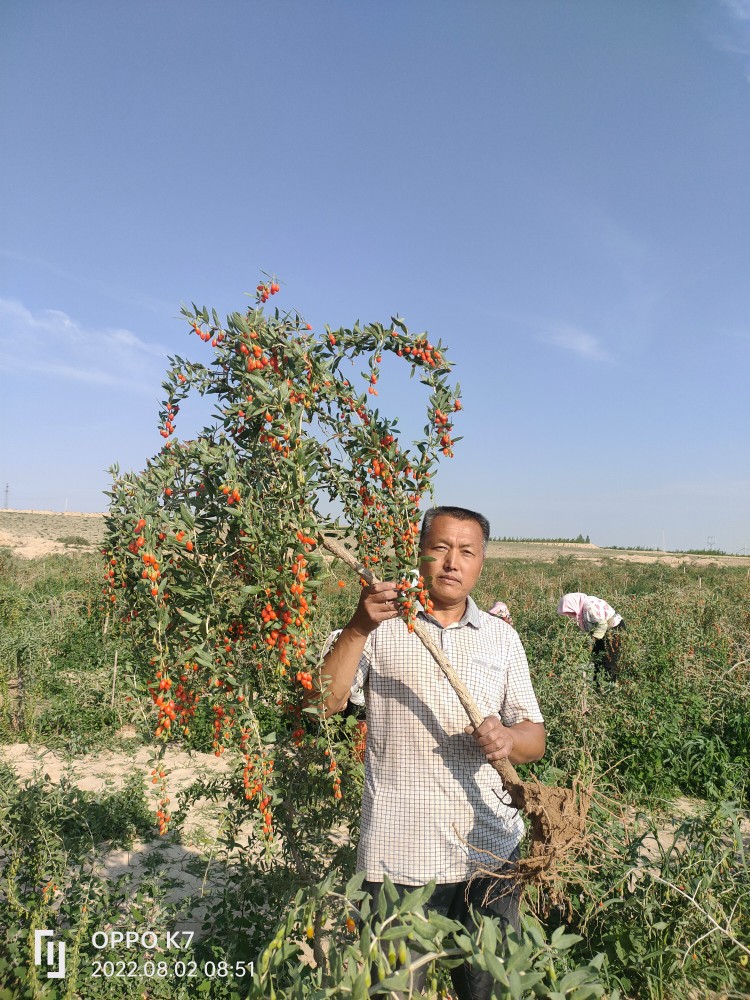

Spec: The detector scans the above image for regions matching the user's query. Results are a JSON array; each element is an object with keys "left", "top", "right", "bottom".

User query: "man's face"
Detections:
[{"left": 419, "top": 515, "right": 485, "bottom": 610}]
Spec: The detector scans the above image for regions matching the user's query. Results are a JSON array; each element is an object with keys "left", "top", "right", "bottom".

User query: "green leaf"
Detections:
[
  {"left": 359, "top": 923, "right": 371, "bottom": 954},
  {"left": 423, "top": 912, "right": 461, "bottom": 933},
  {"left": 483, "top": 950, "right": 508, "bottom": 984},
  {"left": 194, "top": 647, "right": 214, "bottom": 668},
  {"left": 559, "top": 968, "right": 599, "bottom": 991},
  {"left": 379, "top": 926, "right": 412, "bottom": 941},
  {"left": 396, "top": 884, "right": 434, "bottom": 913},
  {"left": 570, "top": 987, "right": 606, "bottom": 1000},
  {"left": 177, "top": 608, "right": 203, "bottom": 625},
  {"left": 521, "top": 919, "right": 546, "bottom": 948},
  {"left": 377, "top": 970, "right": 409, "bottom": 991},
  {"left": 550, "top": 926, "right": 583, "bottom": 950},
  {"left": 481, "top": 917, "right": 497, "bottom": 955},
  {"left": 504, "top": 942, "right": 534, "bottom": 973},
  {"left": 344, "top": 870, "right": 367, "bottom": 897},
  {"left": 508, "top": 969, "right": 527, "bottom": 998},
  {"left": 406, "top": 931, "right": 435, "bottom": 953},
  {"left": 382, "top": 877, "right": 400, "bottom": 906}
]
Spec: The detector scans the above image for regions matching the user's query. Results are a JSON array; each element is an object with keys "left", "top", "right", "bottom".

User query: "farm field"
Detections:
[
  {"left": 0, "top": 540, "right": 748, "bottom": 998},
  {"left": 2, "top": 508, "right": 749, "bottom": 568}
]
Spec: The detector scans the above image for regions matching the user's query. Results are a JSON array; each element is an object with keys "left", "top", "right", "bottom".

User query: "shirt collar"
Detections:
[{"left": 419, "top": 595, "right": 483, "bottom": 630}]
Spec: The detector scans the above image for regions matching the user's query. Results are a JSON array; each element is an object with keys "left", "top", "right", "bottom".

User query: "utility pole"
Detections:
[{"left": 3, "top": 483, "right": 8, "bottom": 509}]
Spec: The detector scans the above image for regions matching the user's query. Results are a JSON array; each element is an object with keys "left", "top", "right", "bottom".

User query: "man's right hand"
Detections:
[{"left": 348, "top": 581, "right": 401, "bottom": 637}]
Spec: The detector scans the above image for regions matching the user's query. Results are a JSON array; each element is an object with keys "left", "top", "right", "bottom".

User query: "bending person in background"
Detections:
[
  {"left": 557, "top": 592, "right": 626, "bottom": 684},
  {"left": 488, "top": 600, "right": 514, "bottom": 627}
]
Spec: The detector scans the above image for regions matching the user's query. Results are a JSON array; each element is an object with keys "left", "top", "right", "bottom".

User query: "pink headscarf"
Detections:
[
  {"left": 488, "top": 600, "right": 514, "bottom": 626},
  {"left": 557, "top": 592, "right": 586, "bottom": 626}
]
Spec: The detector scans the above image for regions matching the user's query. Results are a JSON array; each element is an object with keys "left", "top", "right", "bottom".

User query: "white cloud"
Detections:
[
  {"left": 0, "top": 297, "right": 169, "bottom": 390},
  {"left": 722, "top": 0, "right": 750, "bottom": 21},
  {"left": 539, "top": 324, "right": 611, "bottom": 361},
  {"left": 0, "top": 247, "right": 175, "bottom": 315},
  {"left": 708, "top": 1, "right": 750, "bottom": 64}
]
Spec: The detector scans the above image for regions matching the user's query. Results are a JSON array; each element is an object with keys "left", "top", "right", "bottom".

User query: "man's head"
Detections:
[
  {"left": 419, "top": 506, "right": 490, "bottom": 553},
  {"left": 418, "top": 506, "right": 490, "bottom": 612}
]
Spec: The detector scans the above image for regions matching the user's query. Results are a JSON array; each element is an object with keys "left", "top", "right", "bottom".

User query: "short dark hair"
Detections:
[{"left": 419, "top": 506, "right": 490, "bottom": 553}]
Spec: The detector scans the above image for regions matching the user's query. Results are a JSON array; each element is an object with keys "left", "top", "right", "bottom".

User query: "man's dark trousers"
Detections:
[{"left": 363, "top": 851, "right": 521, "bottom": 1000}]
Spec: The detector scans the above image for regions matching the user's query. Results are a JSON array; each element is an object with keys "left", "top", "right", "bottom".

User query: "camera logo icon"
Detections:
[{"left": 34, "top": 929, "right": 66, "bottom": 979}]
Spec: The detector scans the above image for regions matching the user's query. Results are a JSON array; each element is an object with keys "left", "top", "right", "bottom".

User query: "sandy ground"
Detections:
[
  {"left": 0, "top": 509, "right": 105, "bottom": 558},
  {"left": 2, "top": 509, "right": 748, "bottom": 567},
  {"left": 0, "top": 740, "right": 264, "bottom": 937}
]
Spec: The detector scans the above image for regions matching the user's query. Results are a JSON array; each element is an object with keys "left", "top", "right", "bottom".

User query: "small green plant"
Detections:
[{"left": 56, "top": 535, "right": 90, "bottom": 547}]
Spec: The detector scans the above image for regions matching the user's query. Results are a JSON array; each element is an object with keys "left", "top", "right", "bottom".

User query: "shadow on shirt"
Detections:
[{"left": 366, "top": 674, "right": 519, "bottom": 869}]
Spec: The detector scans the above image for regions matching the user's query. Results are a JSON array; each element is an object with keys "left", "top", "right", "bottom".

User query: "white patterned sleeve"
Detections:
[
  {"left": 353, "top": 634, "right": 372, "bottom": 691},
  {"left": 320, "top": 628, "right": 371, "bottom": 697},
  {"left": 500, "top": 631, "right": 544, "bottom": 726}
]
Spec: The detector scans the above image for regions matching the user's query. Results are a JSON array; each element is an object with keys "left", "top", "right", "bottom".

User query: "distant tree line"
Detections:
[
  {"left": 492, "top": 534, "right": 591, "bottom": 544},
  {"left": 491, "top": 538, "right": 733, "bottom": 555},
  {"left": 604, "top": 545, "right": 730, "bottom": 556}
]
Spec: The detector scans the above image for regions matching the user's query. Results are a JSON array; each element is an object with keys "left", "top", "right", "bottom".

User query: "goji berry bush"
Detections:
[{"left": 103, "top": 278, "right": 461, "bottom": 844}]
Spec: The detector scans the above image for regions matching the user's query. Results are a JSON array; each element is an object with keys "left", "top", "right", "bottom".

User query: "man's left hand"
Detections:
[{"left": 465, "top": 716, "right": 514, "bottom": 763}]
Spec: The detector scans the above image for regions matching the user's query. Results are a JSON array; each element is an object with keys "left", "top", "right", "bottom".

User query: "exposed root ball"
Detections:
[
  {"left": 470, "top": 775, "right": 594, "bottom": 906},
  {"left": 516, "top": 775, "right": 592, "bottom": 867}
]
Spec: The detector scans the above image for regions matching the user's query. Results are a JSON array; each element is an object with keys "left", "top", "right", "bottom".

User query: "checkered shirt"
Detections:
[{"left": 352, "top": 596, "right": 544, "bottom": 884}]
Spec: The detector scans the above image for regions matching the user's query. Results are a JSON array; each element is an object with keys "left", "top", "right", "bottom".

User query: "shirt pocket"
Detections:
[{"left": 465, "top": 654, "right": 506, "bottom": 719}]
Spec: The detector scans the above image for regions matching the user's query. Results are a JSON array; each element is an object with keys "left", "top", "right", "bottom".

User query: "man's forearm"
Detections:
[
  {"left": 305, "top": 580, "right": 399, "bottom": 716},
  {"left": 507, "top": 721, "right": 546, "bottom": 765},
  {"left": 312, "top": 622, "right": 369, "bottom": 717}
]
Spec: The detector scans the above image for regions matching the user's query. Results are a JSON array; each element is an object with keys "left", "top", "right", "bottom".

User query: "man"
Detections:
[{"left": 317, "top": 506, "right": 545, "bottom": 998}]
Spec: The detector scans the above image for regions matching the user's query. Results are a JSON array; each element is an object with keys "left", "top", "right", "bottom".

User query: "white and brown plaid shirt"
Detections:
[{"left": 340, "top": 597, "right": 545, "bottom": 885}]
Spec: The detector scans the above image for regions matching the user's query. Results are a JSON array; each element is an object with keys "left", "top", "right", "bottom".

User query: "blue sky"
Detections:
[{"left": 1, "top": 0, "right": 748, "bottom": 552}]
